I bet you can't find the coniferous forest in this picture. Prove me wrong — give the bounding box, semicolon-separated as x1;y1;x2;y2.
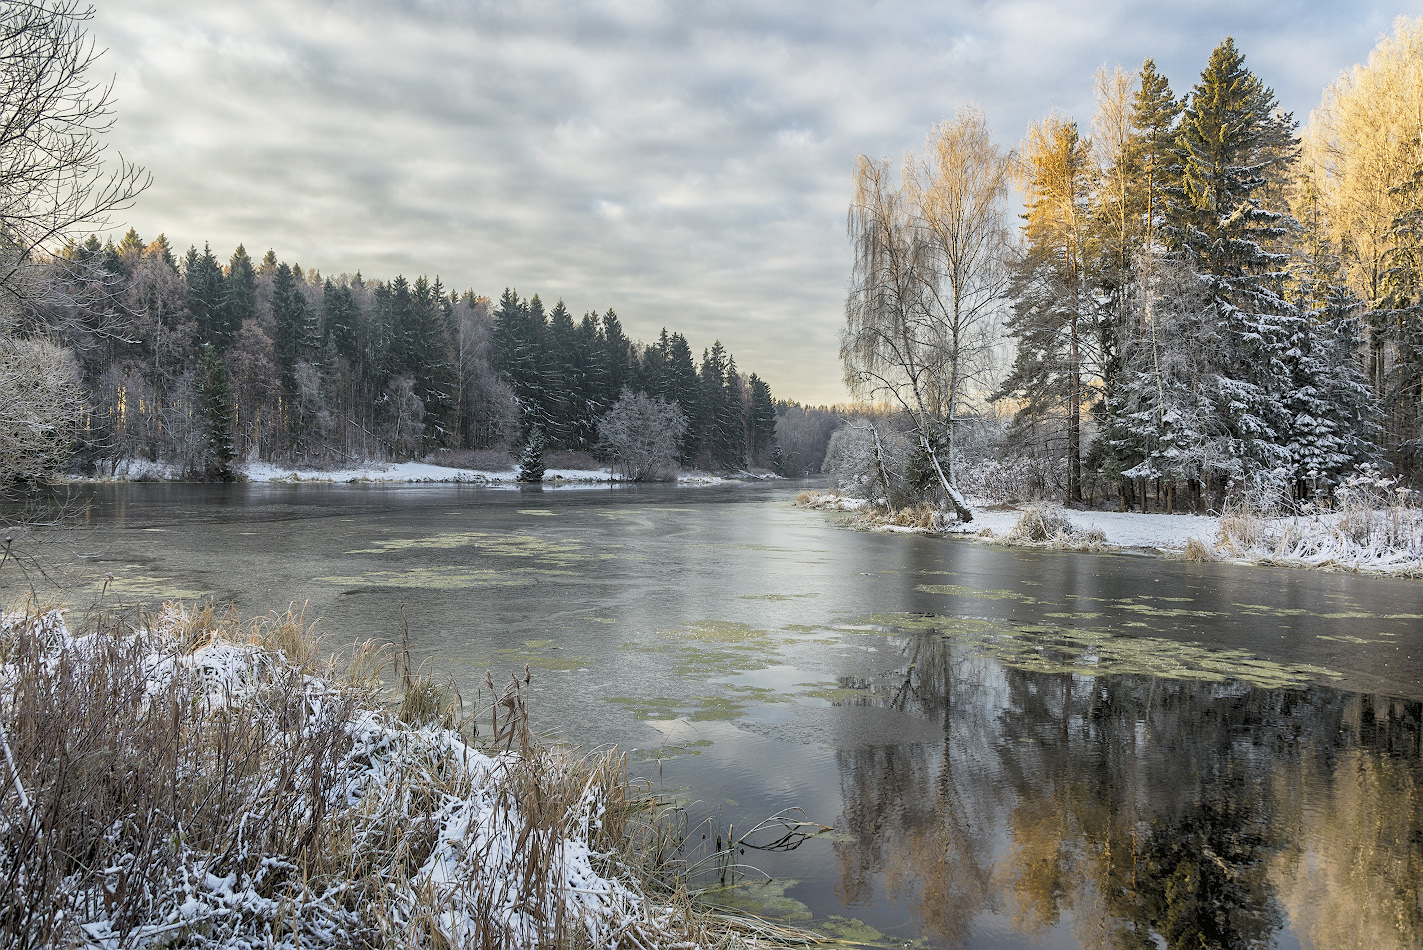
30;235;778;478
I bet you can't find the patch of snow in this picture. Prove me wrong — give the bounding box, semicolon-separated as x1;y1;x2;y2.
800;493;1423;577
241;461;614;485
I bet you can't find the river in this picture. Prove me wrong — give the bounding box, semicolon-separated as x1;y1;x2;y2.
7;481;1422;948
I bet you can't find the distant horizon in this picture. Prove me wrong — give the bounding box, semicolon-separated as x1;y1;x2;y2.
94;1;1404;405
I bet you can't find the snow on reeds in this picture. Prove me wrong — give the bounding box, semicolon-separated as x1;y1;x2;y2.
1003;505;1107;549
0;603;722;950
1214;478;1423;577
793;490;867;512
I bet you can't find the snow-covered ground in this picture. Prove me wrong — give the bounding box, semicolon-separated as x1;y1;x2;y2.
76;458;764;487
798;491;1423;578
940;505;1217;552
243;459;611;485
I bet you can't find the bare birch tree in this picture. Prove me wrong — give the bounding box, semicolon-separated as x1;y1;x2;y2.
0;1;149;313
842;108;1012;521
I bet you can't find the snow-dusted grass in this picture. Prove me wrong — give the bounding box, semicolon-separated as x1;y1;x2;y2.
1214;495;1423;577
794;490;1423;577
0;603;719;950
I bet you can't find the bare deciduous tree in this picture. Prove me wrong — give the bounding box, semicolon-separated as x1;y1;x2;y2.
842;108;1012;520
0;336;82;488
597;389;685;481
0;0;149;313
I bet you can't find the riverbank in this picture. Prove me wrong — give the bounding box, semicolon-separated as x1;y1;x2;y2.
74;457;776;487
797;490;1423;578
0;603;771;950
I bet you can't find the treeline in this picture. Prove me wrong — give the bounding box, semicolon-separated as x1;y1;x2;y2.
843;22;1423;514
34;233;777;476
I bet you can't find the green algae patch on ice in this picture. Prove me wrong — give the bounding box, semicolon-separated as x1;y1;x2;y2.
630;738;715;761
796;682;874;704
315;567;529;590
853;611;1342;690
703;879;814;923
83;565;210;603
604;694;752;722
345;530;601;567
492;644;593;672
914;583;1031;601
816;915;923;949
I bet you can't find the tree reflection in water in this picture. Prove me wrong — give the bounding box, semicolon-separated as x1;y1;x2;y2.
831;623;1423;949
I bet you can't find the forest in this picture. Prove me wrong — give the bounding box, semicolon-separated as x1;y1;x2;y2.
9;234;780;479
837;22;1423;515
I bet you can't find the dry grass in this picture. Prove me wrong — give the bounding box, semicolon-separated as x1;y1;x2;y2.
888;504;941;530
0;600;783;950
1183;537;1218;562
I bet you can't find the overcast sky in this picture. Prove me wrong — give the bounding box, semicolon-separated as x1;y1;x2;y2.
93;1;1402;404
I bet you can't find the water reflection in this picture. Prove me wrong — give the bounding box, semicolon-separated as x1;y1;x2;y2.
834;624;1423;948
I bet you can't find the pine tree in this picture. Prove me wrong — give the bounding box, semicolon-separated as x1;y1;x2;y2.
747;374;777;467
600;309;633;405
1097;60;1184;498
184;243;227;349
272;261;314;394
324;279;359;366
545;299;578;447
667;333;700;463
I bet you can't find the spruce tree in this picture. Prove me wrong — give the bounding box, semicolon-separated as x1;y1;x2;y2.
196;342;237;480
747;374;777;467
667;333;700;463
223;244;257;344
999;115;1096;504
185;243;227;349
1164;38;1302;497
518;426;546;482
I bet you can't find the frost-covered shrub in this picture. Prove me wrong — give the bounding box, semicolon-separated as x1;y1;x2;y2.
824;420;910;501
0;335;82;489
597;389;686;481
1006;505;1105;547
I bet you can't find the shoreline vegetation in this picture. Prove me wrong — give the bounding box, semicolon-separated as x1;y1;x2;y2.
0;602;817;950
796;490;1423;579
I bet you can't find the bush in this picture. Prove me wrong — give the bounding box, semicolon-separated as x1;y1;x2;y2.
597;390;685;481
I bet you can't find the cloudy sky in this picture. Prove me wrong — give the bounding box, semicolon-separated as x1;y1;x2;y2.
93;0;1402;404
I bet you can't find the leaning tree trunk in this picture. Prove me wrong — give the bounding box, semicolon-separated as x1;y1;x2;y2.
922;431;972;522
868;423;896;517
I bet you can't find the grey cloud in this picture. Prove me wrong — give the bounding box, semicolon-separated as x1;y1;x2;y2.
94;0;1398;404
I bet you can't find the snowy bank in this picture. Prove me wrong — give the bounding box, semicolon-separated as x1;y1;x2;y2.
73;458;774;488
796;491;1423;578
242;459;612;485
0;604;713;950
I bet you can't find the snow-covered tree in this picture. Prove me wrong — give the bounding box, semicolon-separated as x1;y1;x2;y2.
999;114;1098;505
517;425;546;482
597;389;685;481
1160;37;1303;503
842;109;1013;521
